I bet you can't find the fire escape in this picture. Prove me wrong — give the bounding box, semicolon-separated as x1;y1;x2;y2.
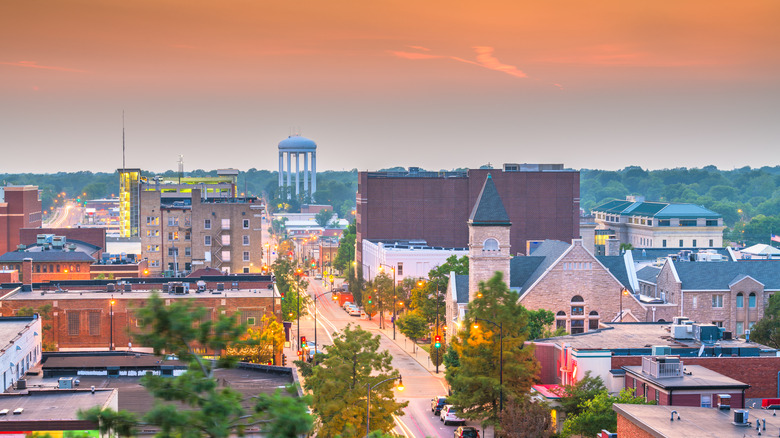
212;218;229;271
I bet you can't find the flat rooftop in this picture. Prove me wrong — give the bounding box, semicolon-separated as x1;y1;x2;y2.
0;389;115;423
6;288;276;301
624;364;749;390
614;404;780;437
0;317;37;351
536;323;773;354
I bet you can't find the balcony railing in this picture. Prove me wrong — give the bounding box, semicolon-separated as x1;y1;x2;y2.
641;356;683;378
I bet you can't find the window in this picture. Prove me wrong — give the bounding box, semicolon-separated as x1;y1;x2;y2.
700;394;712;408
483;238;499;252
246;316;256;326
647;220;652;226
185;231;191;241
658;220;670;227
168;231;179;241
146;216;159;225
185;247;191;256
736;322;744;335
168;216;178;226
168;248;179;256
706;220;719;226
243;251;250;262
68;312;79;336
149;260;160;268
749;292;757;308
709;239;714;247
692;296;697;308
571;295;584;303
221;218;230;229
89;311;100;336
243;235;250;246
146;245;160;252
679;239;684;247
221;250;231;262
397;262;403;276
204;219;211;229
570;320;585;334
712;294;723;308
243;267;250;273
680;220;697;227
222;234;230;246
571;306;584;316
556;319;566;329
204;235;211;246
736;293;744;308
692;239;697;247
589;311;599;330
712;321;724;328
243;219;250;229
146;230;160;237
662;239;667;248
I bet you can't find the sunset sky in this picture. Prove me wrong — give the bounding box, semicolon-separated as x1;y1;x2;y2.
2;1;779;173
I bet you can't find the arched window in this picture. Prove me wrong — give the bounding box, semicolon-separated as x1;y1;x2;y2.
736;293;744;308
483;238;499;252
571;295;584;303
556;311;566;330
749;292;757;308
571;296;584;316
556;311;566;316
589;311;599;330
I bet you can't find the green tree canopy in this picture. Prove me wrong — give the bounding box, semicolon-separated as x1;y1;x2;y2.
561;389;652;437
396;311;428;342
751;292;780;348
315;208;334;227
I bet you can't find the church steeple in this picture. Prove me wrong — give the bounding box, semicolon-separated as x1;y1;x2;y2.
469;173;511;226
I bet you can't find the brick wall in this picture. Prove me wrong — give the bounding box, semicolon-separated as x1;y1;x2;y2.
616;413;654;438
468;224;511;301
613;355;780;399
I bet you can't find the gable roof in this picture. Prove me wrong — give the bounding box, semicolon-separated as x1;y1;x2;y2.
592;199;721;220
673;260;780;290
468;174;511;226
509;256;545;289
636;266;661;284
514;240;571;291
596;256;635;293
454;274;470;304
592;199;633;214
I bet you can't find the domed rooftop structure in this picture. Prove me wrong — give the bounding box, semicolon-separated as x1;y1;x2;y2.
278;135;317;151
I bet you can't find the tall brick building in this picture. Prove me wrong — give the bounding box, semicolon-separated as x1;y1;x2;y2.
0;186;42;254
355;164;579;267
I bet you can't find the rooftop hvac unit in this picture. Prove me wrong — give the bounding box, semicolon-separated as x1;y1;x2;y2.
716;394;731;410
693;324;721;343
672;316;689;325
672;325;693;340
162;284;170;293
15;379;26;390
124;284;132;292
217;283;225;291
106;283;116;292
651;346;672;356
58;377;73;389
52;236;66;248
722;331;733;340
733;409;749;426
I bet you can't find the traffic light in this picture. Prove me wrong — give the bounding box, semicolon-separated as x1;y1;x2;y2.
281;292;285;300
301;336;307;345
282;354;287;366
367;295;372;304
434;335;441;349
297;350;302;357
311;261;316;268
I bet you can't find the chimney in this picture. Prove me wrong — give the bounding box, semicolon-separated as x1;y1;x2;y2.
606;238;621;257
21;258;33;292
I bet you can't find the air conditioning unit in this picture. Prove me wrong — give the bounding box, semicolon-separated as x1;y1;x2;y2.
716;394;731;410
16;379;26;390
217;283;225;291
651;346;672;356
672;325;694;340
58;377;73;389
693;324;721;343
106;283;116;292
733;409;749;426
672;316;689;325
124;284;132;292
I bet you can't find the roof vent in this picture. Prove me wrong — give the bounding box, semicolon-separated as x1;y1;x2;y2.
12;408;23;415
0;409;7;416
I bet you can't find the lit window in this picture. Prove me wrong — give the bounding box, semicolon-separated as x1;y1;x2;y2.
243;219;250;229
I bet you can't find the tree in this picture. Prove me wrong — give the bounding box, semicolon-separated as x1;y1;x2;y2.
17;304;55;351
499;396;554;438
272;257;311;320
751;293;780;348
78;406;137;437
446;272;539;429
396;311;428;343
227;315;285;364
315;208;334;228
561;388;651;437
253;386;314;438
430;324;445;368
554;371;607;416
373;272;395;330
304;324;408;437
527;309;555;340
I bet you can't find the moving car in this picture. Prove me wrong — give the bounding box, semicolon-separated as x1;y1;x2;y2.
431;396;447;415
454;426;479;438
440;405;465;426
348;307;361;317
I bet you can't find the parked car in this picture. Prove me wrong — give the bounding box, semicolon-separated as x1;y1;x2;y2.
454;426;479;438
348;307;361;317
342;301;353;310
440;405;465;426
431;396;447;415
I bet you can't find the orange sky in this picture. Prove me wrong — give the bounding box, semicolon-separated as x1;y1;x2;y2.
2;1;779;172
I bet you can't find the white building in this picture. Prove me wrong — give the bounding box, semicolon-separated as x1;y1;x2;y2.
0;316;42;391
360;239;468;283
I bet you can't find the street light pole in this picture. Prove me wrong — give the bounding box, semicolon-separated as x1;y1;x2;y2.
474;318;504;413
313;290;336;355
109;295;115;351
366;376;404;437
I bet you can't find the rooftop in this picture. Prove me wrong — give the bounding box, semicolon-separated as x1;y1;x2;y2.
0;316;39;353
672;259;780;290
535;323;774;356
468;174;511;226
0;389;115;426
5;287;275;301
613;404;780;438
624;363;749;390
592;199;721;220
0;250;96;263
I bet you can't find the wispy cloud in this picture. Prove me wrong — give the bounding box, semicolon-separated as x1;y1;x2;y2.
0;60;87;73
389;46;528;80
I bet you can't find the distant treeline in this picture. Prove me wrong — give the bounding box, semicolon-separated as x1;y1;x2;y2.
3;165;779;245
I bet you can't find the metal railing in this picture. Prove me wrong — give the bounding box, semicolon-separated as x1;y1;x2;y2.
642;356;683;378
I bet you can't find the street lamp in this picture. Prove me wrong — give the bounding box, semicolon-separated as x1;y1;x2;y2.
109;295;115;351
366;376;404;436
619;288;629;322
312;290;336;356
473;317;504;412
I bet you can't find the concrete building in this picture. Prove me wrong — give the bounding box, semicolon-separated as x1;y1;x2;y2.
0;186;42;254
0;251;95;283
0;388;117;433
0;316;43;391
360;239;468;283
591;196;725;249
356;164;580;267
278;135;317;200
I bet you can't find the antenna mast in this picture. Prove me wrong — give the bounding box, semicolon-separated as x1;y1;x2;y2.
122;110;126;169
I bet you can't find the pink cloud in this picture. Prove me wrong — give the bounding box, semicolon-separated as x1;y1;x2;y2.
0;60;87;73
406;45;432;52
472;46;527;78
388;51;443;60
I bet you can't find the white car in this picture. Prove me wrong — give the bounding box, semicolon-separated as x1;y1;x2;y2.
342;301;353;310
348;307;361;317
440;405;465;426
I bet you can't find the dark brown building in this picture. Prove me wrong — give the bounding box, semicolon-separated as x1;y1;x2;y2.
0;186;42;254
355;164;580;265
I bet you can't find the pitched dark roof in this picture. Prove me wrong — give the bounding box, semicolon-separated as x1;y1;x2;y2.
636;266;661;284
509;256;544;289
596;256;634;293
0;251;95;263
592;199;721;220
468;174;511;226
455;274;470;304
673;260;780;290
515;240;571;291
592;199;633;214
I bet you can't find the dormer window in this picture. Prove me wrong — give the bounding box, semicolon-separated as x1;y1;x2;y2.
483;238;499;252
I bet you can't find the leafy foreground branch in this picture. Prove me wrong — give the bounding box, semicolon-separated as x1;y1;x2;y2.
78;292;313;437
